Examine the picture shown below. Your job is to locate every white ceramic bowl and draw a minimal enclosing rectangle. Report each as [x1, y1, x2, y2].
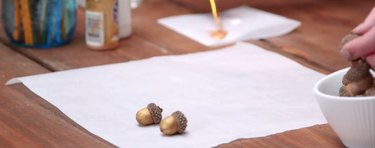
[314, 68, 375, 148]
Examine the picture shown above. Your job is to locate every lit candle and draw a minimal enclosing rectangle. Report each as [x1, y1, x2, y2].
[209, 0, 227, 40]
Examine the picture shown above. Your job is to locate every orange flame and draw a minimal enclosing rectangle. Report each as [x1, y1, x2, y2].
[209, 0, 227, 40]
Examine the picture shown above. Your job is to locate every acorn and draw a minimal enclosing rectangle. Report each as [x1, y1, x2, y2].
[339, 86, 350, 96]
[160, 111, 188, 136]
[341, 32, 358, 46]
[340, 59, 374, 96]
[136, 103, 163, 126]
[364, 81, 375, 96]
[364, 87, 375, 96]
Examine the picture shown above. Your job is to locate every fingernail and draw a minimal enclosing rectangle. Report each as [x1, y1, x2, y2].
[340, 49, 352, 60]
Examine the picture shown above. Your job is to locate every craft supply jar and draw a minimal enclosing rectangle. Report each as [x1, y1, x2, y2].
[85, 0, 120, 50]
[2, 0, 77, 48]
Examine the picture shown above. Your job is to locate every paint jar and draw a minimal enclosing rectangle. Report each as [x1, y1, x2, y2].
[85, 0, 120, 50]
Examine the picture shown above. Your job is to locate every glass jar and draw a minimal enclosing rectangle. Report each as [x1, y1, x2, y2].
[2, 0, 77, 48]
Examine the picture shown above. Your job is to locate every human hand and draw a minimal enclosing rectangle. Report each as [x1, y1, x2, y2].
[341, 8, 375, 68]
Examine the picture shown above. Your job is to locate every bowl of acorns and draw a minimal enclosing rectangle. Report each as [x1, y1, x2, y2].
[314, 33, 375, 148]
[314, 59, 375, 148]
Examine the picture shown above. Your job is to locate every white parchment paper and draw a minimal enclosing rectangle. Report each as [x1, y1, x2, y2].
[158, 6, 301, 47]
[7, 42, 326, 147]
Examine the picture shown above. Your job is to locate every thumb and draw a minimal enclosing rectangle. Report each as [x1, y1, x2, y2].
[353, 7, 375, 35]
[342, 26, 375, 60]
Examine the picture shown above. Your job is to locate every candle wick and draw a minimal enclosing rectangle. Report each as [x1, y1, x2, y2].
[209, 0, 227, 40]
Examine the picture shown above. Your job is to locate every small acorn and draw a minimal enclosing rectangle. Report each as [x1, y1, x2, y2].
[340, 59, 374, 96]
[341, 32, 358, 46]
[136, 103, 163, 126]
[365, 88, 375, 96]
[160, 111, 188, 136]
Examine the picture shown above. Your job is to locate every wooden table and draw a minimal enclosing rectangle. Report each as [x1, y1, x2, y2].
[0, 0, 372, 147]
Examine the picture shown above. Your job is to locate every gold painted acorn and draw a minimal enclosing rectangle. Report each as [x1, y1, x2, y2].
[136, 103, 163, 126]
[160, 111, 188, 136]
[340, 59, 374, 96]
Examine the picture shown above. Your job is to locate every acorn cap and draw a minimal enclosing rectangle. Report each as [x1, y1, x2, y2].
[365, 87, 375, 96]
[343, 59, 372, 85]
[171, 111, 188, 134]
[341, 32, 358, 46]
[147, 103, 163, 124]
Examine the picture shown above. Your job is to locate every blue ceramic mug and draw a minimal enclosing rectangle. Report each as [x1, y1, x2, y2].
[2, 0, 77, 48]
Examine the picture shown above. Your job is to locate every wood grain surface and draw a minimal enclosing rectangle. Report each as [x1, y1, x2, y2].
[0, 0, 372, 147]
